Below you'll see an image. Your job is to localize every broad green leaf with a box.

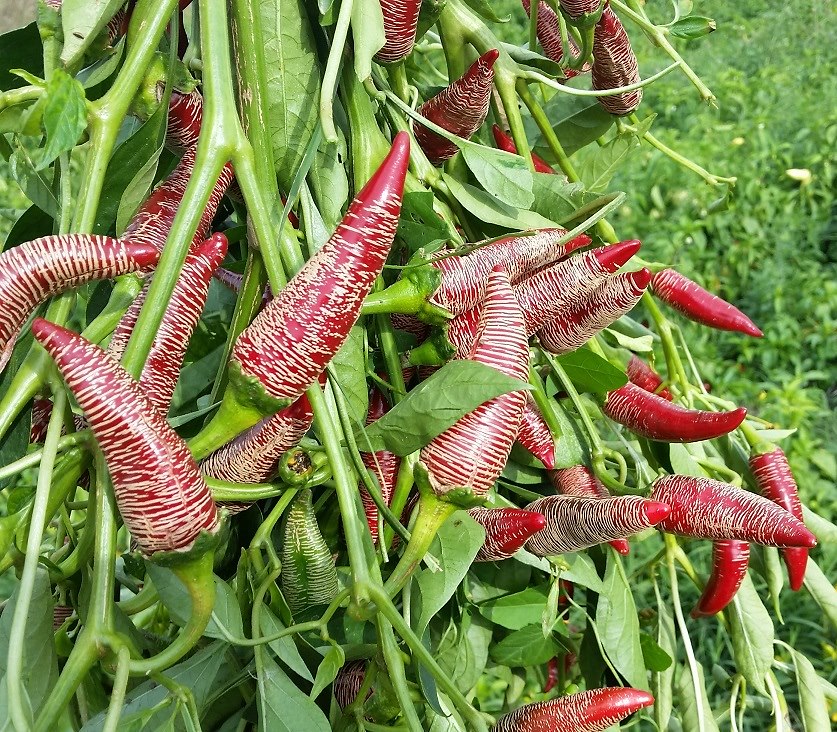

[0,331,34,490]
[260,606,314,682]
[0,23,44,90]
[653,581,676,730]
[38,70,86,170]
[727,573,773,695]
[309,643,344,699]
[9,142,57,218]
[256,652,330,732]
[501,43,562,76]
[578,129,642,193]
[426,693,467,732]
[561,552,604,593]
[675,661,721,732]
[789,648,830,731]
[596,553,647,689]
[437,608,492,693]
[639,631,673,672]
[528,173,599,226]
[350,0,385,81]
[802,505,837,544]
[60,0,125,65]
[77,39,124,88]
[397,190,451,251]
[803,558,837,629]
[262,0,320,191]
[172,345,226,412]
[760,546,785,620]
[477,585,551,630]
[669,16,716,39]
[489,624,560,667]
[554,349,628,393]
[668,444,709,478]
[460,143,534,210]
[548,400,588,468]
[525,90,613,159]
[3,205,53,251]
[462,0,510,23]
[308,131,349,232]
[115,138,163,234]
[329,326,368,428]
[356,360,531,456]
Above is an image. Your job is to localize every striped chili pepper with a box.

[165,89,204,153]
[334,660,368,709]
[603,382,746,443]
[559,0,605,24]
[0,235,159,374]
[692,540,750,617]
[414,50,499,165]
[625,354,672,400]
[749,447,809,590]
[493,687,654,732]
[521,1,590,74]
[375,0,422,64]
[516,395,556,469]
[591,5,642,116]
[492,124,556,172]
[651,268,763,337]
[549,466,630,554]
[650,474,817,548]
[468,507,547,561]
[524,494,670,556]
[281,489,339,614]
[30,397,86,444]
[31,319,220,556]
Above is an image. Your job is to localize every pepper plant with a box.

[0,1,834,730]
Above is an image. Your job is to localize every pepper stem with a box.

[187,388,266,460]
[360,274,452,325]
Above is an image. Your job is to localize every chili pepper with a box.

[538,268,651,354]
[557,579,574,607]
[591,5,642,116]
[516,395,556,469]
[650,474,817,548]
[543,657,559,693]
[524,494,670,556]
[521,1,590,75]
[749,447,808,590]
[603,382,746,443]
[625,354,672,400]
[492,124,556,172]
[390,312,431,343]
[334,660,369,709]
[375,0,422,63]
[281,488,339,614]
[29,396,86,444]
[559,0,605,24]
[414,49,499,165]
[0,235,159,374]
[420,267,529,502]
[493,687,654,732]
[468,507,547,561]
[31,319,220,556]
[651,268,763,338]
[52,604,74,631]
[692,540,750,617]
[165,89,204,153]
[549,466,631,554]
[360,385,401,544]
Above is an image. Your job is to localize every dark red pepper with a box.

[692,540,750,617]
[468,507,547,561]
[375,0,423,63]
[625,354,672,400]
[591,4,642,116]
[491,123,556,172]
[521,0,590,75]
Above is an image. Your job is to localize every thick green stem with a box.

[376,616,423,732]
[102,646,131,732]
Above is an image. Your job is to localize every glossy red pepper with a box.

[543,656,559,693]
[749,447,809,590]
[521,0,590,75]
[625,354,672,400]
[468,507,547,561]
[165,89,204,153]
[603,382,747,443]
[651,268,763,338]
[491,124,556,172]
[516,396,556,469]
[415,49,499,165]
[692,540,750,617]
[375,0,422,63]
[591,5,642,116]
[650,474,817,548]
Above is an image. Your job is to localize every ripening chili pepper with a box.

[31,319,221,556]
[52,604,74,631]
[414,49,499,165]
[549,466,630,554]
[281,488,339,614]
[651,268,763,338]
[692,540,750,617]
[626,354,672,400]
[749,447,809,590]
[538,268,651,354]
[493,687,655,732]
[591,5,642,116]
[468,507,547,561]
[558,0,604,24]
[521,0,590,75]
[603,382,747,443]
[650,474,817,548]
[516,395,556,469]
[0,235,159,374]
[524,494,670,556]
[29,396,87,445]
[543,657,559,693]
[375,0,422,63]
[165,89,204,153]
[334,660,369,709]
[492,124,556,172]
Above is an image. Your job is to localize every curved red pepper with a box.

[543,656,559,693]
[165,89,204,153]
[521,1,590,75]
[516,396,556,469]
[651,474,817,548]
[651,268,763,337]
[603,382,746,443]
[491,124,556,172]
[749,447,808,590]
[375,0,422,64]
[692,540,750,617]
[468,507,547,561]
[625,354,672,400]
[591,5,642,116]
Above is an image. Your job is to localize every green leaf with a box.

[789,648,831,732]
[525,90,613,158]
[528,173,599,226]
[727,573,773,695]
[260,606,315,682]
[329,326,368,428]
[3,205,53,251]
[669,16,716,39]
[596,553,647,689]
[578,129,642,193]
[0,23,44,91]
[477,585,551,630]
[38,70,86,170]
[60,0,125,65]
[668,444,709,478]
[605,327,654,352]
[262,0,320,192]
[802,505,837,544]
[639,632,673,672]
[554,349,628,393]
[462,0,510,23]
[803,558,837,629]
[436,608,492,693]
[760,546,785,620]
[356,360,531,456]
[9,141,58,219]
[560,552,604,593]
[460,143,534,210]
[0,331,35,490]
[350,0,385,81]
[397,191,451,251]
[256,651,331,732]
[489,624,560,667]
[115,139,164,235]
[77,39,124,88]
[309,643,344,699]
[548,400,588,468]
[308,131,349,232]
[675,661,720,732]
[652,580,676,731]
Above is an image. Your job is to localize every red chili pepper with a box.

[651,268,763,338]
[558,0,604,22]
[420,267,529,500]
[31,319,220,555]
[491,124,556,172]
[493,687,655,732]
[557,578,574,607]
[538,268,651,354]
[543,656,559,693]
[0,235,159,374]
[52,604,74,631]
[625,354,672,400]
[692,540,750,617]
[549,466,631,554]
[165,89,204,153]
[375,0,422,63]
[591,5,642,116]
[650,474,817,548]
[414,49,499,165]
[749,447,808,590]
[228,132,409,410]
[516,395,556,469]
[603,382,746,443]
[521,1,590,75]
[468,507,547,561]
[524,494,669,556]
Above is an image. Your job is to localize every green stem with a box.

[320,0,353,143]
[187,390,266,460]
[0,431,88,482]
[382,454,417,552]
[102,646,131,732]
[206,477,286,503]
[0,85,42,112]
[522,62,679,98]
[376,616,423,732]
[528,0,538,53]
[641,291,691,402]
[80,275,146,345]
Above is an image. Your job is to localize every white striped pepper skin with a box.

[375,0,422,63]
[360,385,400,544]
[334,660,368,709]
[522,0,590,75]
[420,267,529,500]
[0,235,159,374]
[650,474,817,548]
[230,133,410,405]
[591,5,642,116]
[469,507,547,561]
[493,687,654,732]
[31,319,220,556]
[415,50,499,165]
[165,89,203,152]
[516,396,556,469]
[524,494,670,556]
